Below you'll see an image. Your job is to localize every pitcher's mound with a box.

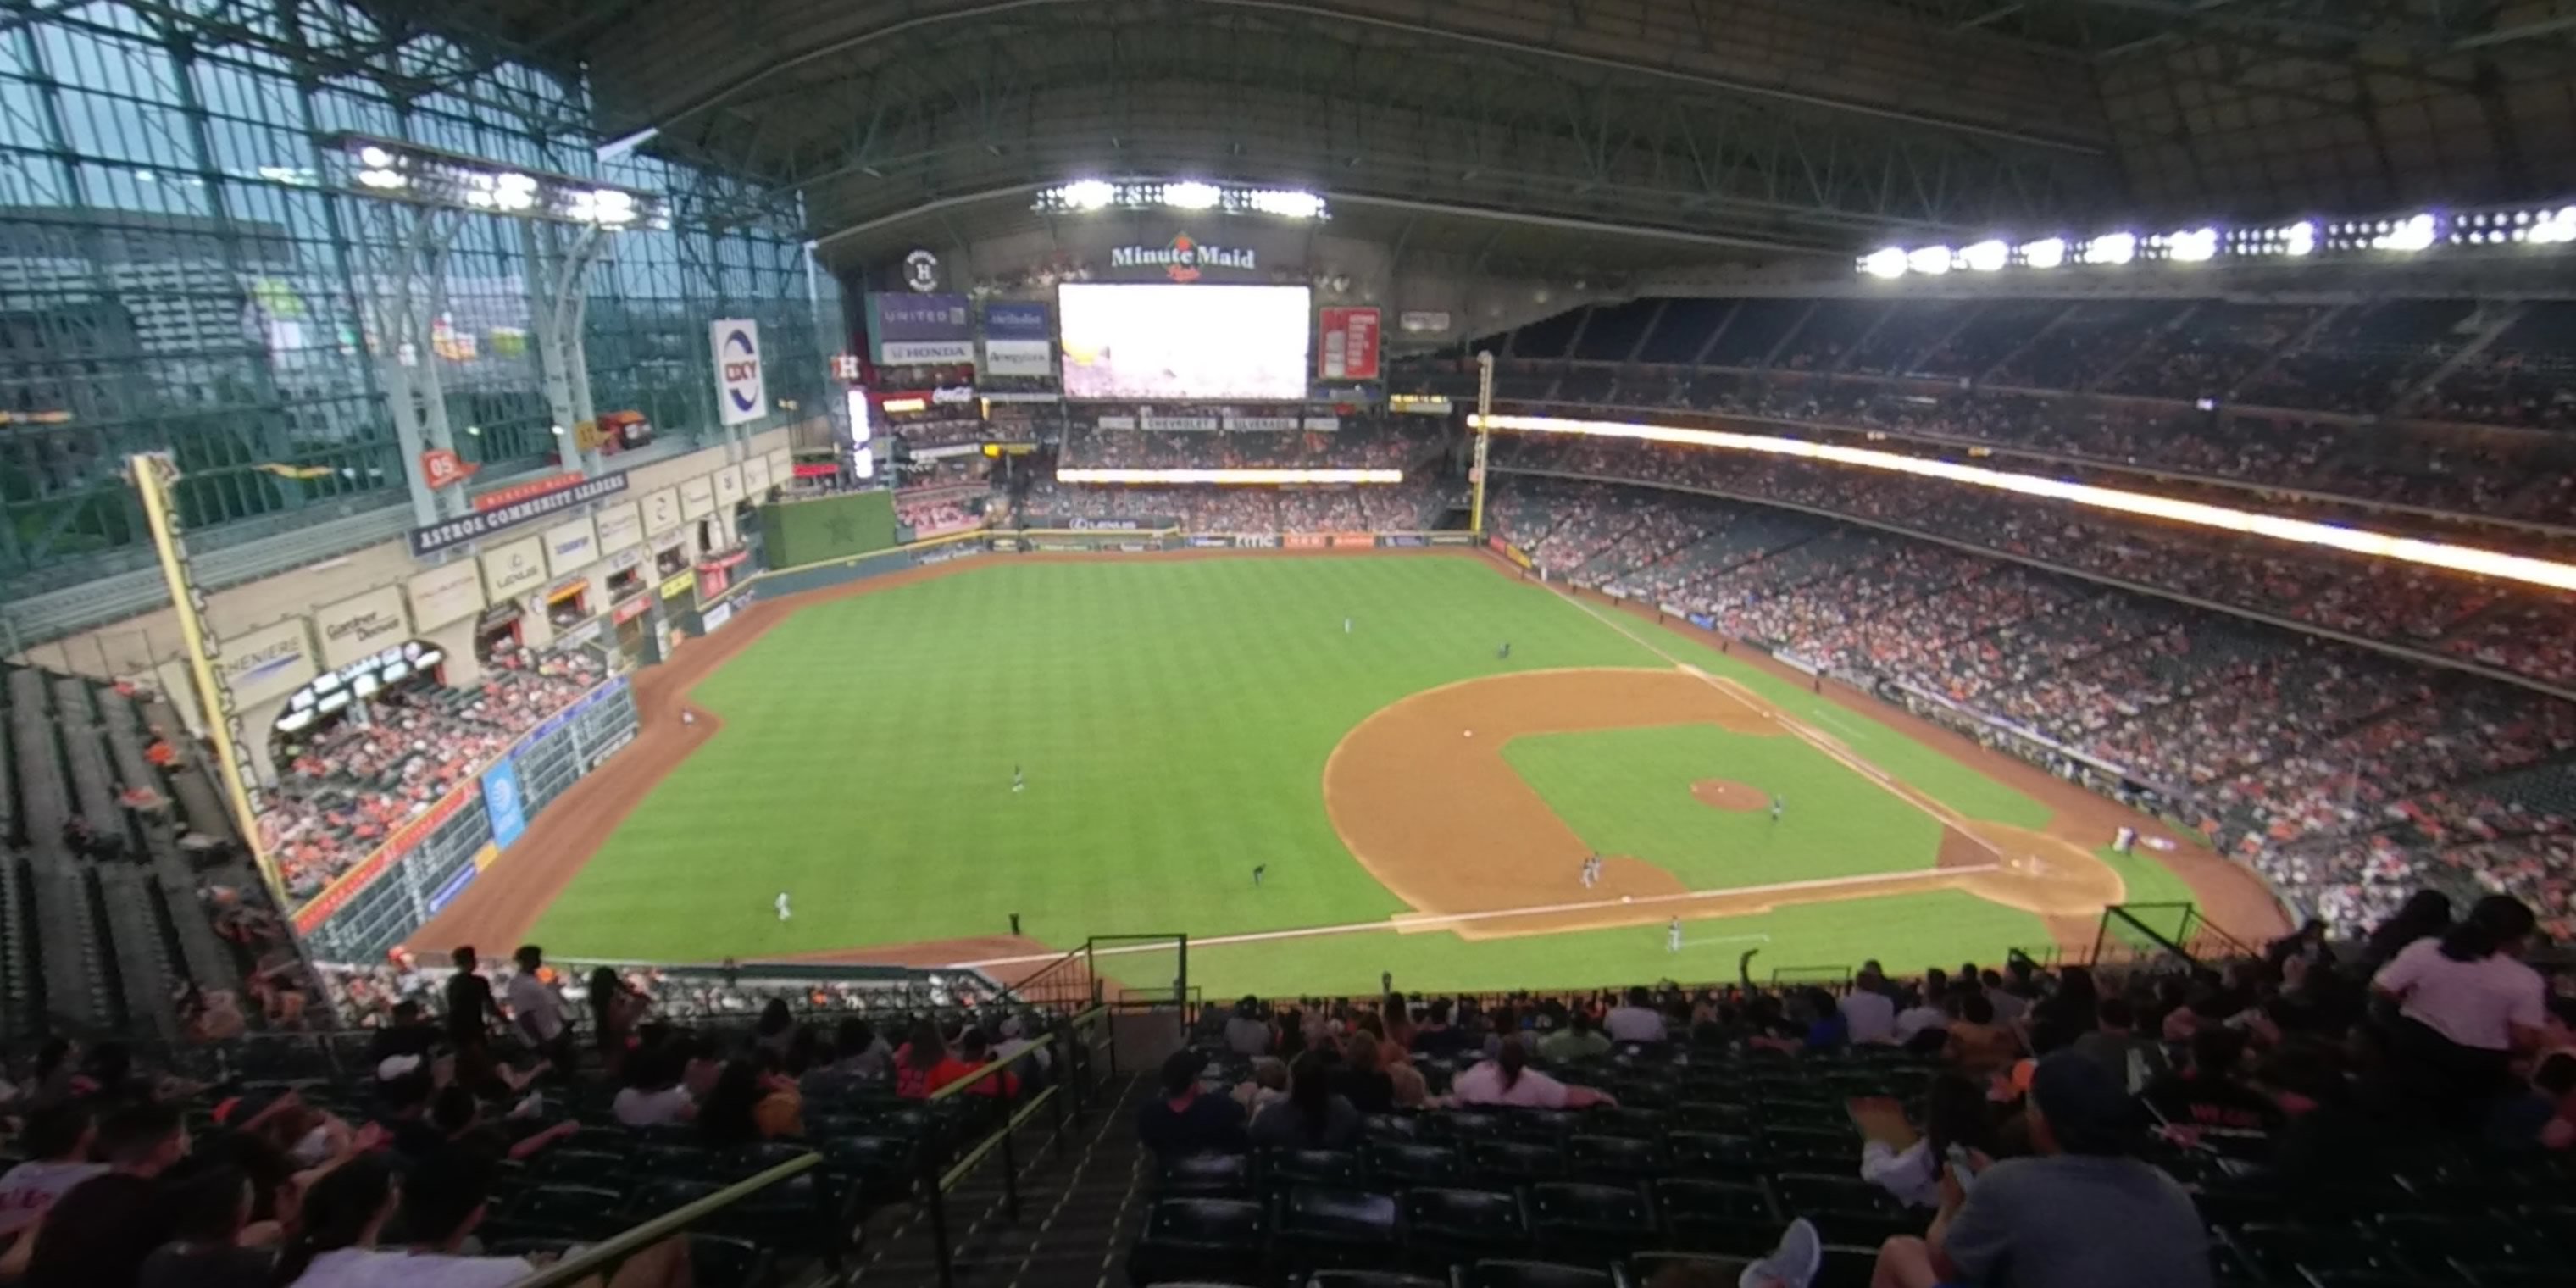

[1690,780,1767,811]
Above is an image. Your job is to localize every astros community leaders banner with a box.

[408,471,629,556]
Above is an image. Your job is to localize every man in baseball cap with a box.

[1868,1052,2212,1288]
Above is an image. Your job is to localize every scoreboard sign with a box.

[1318,307,1380,380]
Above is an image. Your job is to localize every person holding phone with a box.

[1854,1074,1996,1209]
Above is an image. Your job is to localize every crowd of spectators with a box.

[0,937,1062,1288]
[894,496,981,537]
[1485,474,2576,940]
[1061,416,1446,471]
[261,648,610,902]
[1143,897,2572,1288]
[1018,478,1456,533]
[1492,435,2576,686]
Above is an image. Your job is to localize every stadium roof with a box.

[365,0,2576,273]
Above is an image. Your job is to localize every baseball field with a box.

[414,552,2284,996]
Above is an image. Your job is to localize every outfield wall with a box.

[758,491,899,567]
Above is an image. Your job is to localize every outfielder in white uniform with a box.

[775,891,792,922]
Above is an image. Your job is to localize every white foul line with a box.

[949,863,1994,969]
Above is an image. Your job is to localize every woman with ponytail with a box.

[2372,893,2547,1128]
[1449,1036,1617,1108]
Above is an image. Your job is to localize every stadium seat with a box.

[491,1184,629,1243]
[692,1233,780,1288]
[1583,1108,1667,1140]
[539,1147,635,1193]
[2222,1223,2412,1283]
[1468,1138,1568,1185]
[1614,1252,1751,1288]
[1652,1180,1779,1257]
[1567,1135,1665,1184]
[1364,1113,1424,1141]
[1402,1188,1530,1268]
[1268,1148,1366,1190]
[1274,1185,1402,1271]
[1308,1271,1445,1288]
[1526,1182,1655,1260]
[1666,1132,1763,1180]
[1766,1173,1912,1246]
[1455,1257,1613,1288]
[1130,1198,1268,1286]
[1366,1141,1468,1187]
[1161,1152,1255,1197]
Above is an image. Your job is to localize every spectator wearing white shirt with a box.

[505,945,571,1067]
[276,1151,692,1288]
[1449,1038,1617,1109]
[1603,986,1668,1043]
[0,1103,103,1242]
[1842,969,1900,1045]
[1895,970,1951,1046]
[2372,895,2547,1127]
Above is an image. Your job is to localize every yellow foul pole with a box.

[1468,349,1495,535]
[128,453,287,911]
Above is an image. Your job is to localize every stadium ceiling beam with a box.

[803,180,1841,259]
[620,0,2107,158]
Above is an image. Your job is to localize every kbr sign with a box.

[710,319,767,425]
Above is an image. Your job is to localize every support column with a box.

[356,203,467,524]
[525,221,615,475]
[1469,350,1496,535]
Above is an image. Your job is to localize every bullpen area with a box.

[413,552,2282,994]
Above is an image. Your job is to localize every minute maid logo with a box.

[1109,232,1255,283]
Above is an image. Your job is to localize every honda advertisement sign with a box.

[710,319,767,425]
[1318,307,1380,380]
[871,293,974,364]
[982,301,1054,377]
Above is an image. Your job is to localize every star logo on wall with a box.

[825,516,859,545]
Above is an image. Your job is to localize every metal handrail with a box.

[506,1151,821,1288]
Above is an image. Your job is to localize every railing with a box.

[508,1152,825,1288]
[918,1004,1111,1288]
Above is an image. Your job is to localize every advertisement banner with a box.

[713,464,745,508]
[1224,414,1301,431]
[409,472,629,557]
[420,448,473,490]
[1285,533,1330,549]
[1318,307,1382,380]
[482,757,529,850]
[1660,602,1689,618]
[406,560,486,632]
[711,319,767,426]
[1503,542,1534,569]
[1186,536,1232,548]
[425,862,479,917]
[982,300,1053,376]
[680,475,716,521]
[473,472,583,514]
[1398,309,1452,335]
[1329,533,1375,549]
[871,294,974,364]
[1688,613,1717,630]
[1302,415,1341,432]
[594,500,642,555]
[1428,533,1476,546]
[659,571,696,600]
[702,602,736,632]
[480,534,547,602]
[542,515,598,579]
[313,585,410,669]
[213,619,315,710]
[1380,535,1426,547]
[742,455,774,494]
[1233,534,1280,549]
[1138,413,1221,431]
[641,486,681,535]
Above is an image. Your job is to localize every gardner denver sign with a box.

[1109,233,1256,282]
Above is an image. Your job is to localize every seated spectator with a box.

[1604,986,1668,1042]
[2371,893,2548,1125]
[2026,967,2099,1055]
[363,1002,439,1071]
[2068,998,2163,1092]
[1868,1052,2210,1288]
[820,1019,892,1083]
[2485,1051,2576,1155]
[1538,1009,1613,1061]
[1450,1037,1617,1108]
[1249,1052,1363,1150]
[1330,1033,1396,1115]
[1842,968,1899,1045]
[1894,973,1951,1047]
[135,1162,270,1288]
[933,1028,1018,1099]
[431,1085,577,1163]
[698,1054,804,1145]
[1857,1074,1996,1209]
[1233,1058,1290,1116]
[1946,992,2021,1078]
[1408,999,1476,1058]
[0,1103,103,1243]
[893,1019,952,1099]
[1222,997,1273,1056]
[1136,1051,1248,1159]
[9,1102,191,1288]
[2138,1027,2286,1136]
[613,1046,697,1127]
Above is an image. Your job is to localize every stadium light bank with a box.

[1057,468,1400,485]
[1470,414,2576,594]
[1856,202,2573,278]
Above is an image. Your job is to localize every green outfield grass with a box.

[1501,725,1943,886]
[531,556,2097,990]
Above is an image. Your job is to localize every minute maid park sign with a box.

[1108,233,1256,282]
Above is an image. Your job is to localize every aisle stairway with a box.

[850,1073,1152,1288]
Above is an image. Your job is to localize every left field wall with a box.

[13,425,798,778]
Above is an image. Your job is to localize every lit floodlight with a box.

[2372,213,2437,253]
[1858,247,1909,279]
[2529,208,2576,246]
[2168,227,2219,262]
[1163,180,1222,210]
[1062,179,1116,210]
[2283,220,2317,257]
[1960,239,2010,272]
[356,168,407,190]
[1906,245,1952,275]
[1246,188,1326,219]
[2079,231,2137,266]
[2019,237,2067,269]
[358,145,393,168]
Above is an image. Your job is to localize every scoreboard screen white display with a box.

[1058,283,1311,402]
